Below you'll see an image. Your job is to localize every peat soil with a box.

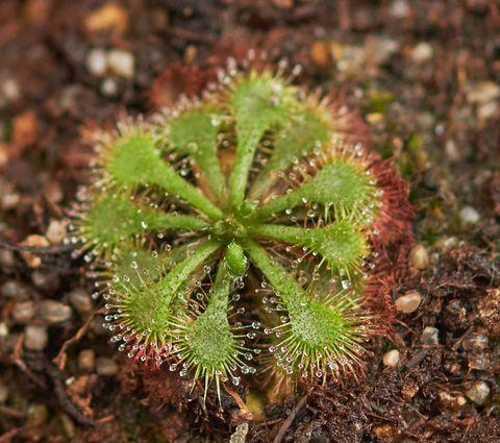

[0,1,498,442]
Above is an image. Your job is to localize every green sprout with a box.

[69,63,395,404]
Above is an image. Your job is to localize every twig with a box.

[44,362,96,427]
[224,385,253,420]
[53,309,102,370]
[0,405,25,419]
[12,335,47,389]
[273,392,310,443]
[0,238,74,255]
[0,427,22,443]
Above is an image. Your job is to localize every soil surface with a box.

[0,1,498,442]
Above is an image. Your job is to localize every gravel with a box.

[421,326,439,345]
[12,301,36,324]
[38,300,72,324]
[24,325,48,351]
[1,280,31,299]
[46,219,67,244]
[383,349,400,367]
[68,288,93,314]
[78,349,96,372]
[395,290,422,314]
[96,357,119,376]
[465,381,490,405]
[86,48,108,76]
[409,244,429,270]
[108,49,135,78]
[459,206,480,224]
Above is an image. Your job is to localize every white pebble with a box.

[466,81,499,105]
[395,290,422,314]
[460,206,480,225]
[383,349,400,367]
[1,78,20,102]
[421,326,439,345]
[0,322,8,337]
[409,244,429,270]
[86,48,108,76]
[108,49,135,78]
[46,220,67,244]
[412,42,433,63]
[465,381,490,405]
[101,78,118,96]
[25,325,48,351]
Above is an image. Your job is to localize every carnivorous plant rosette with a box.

[68,58,413,403]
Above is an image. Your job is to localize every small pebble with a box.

[421,326,439,345]
[459,206,480,225]
[0,382,8,403]
[96,357,119,376]
[32,271,60,291]
[1,280,30,299]
[39,300,72,324]
[46,220,67,244]
[101,77,118,96]
[311,41,333,68]
[395,290,422,314]
[84,3,129,35]
[86,48,108,76]
[12,301,36,324]
[78,349,96,372]
[27,404,49,427]
[0,322,8,337]
[409,244,429,270]
[90,316,107,335]
[411,42,433,63]
[439,391,466,410]
[390,0,410,18]
[465,381,490,405]
[68,288,93,314]
[478,101,498,121]
[463,334,489,351]
[383,349,400,367]
[229,422,249,443]
[20,235,49,268]
[466,81,499,105]
[108,49,135,78]
[435,236,458,252]
[1,78,20,102]
[0,249,15,267]
[24,325,48,351]
[445,139,461,162]
[1,191,20,210]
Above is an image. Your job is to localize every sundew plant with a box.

[69,56,412,404]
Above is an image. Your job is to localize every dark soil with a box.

[0,1,498,442]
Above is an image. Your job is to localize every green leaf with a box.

[169,107,228,202]
[225,241,248,277]
[249,219,368,275]
[228,73,298,209]
[242,239,367,375]
[117,240,221,346]
[255,159,377,222]
[106,133,223,220]
[81,195,209,252]
[249,107,331,199]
